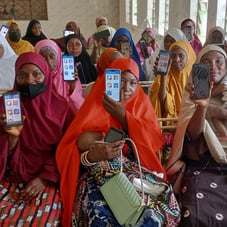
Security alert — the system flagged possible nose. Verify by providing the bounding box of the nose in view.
[24,74,35,84]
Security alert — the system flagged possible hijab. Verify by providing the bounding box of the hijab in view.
[0,33,17,96]
[22,20,47,46]
[34,39,84,113]
[204,26,225,45]
[56,57,164,227]
[109,27,145,81]
[65,34,97,84]
[96,16,108,26]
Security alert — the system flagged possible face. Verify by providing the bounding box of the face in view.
[121,71,138,100]
[164,35,176,50]
[181,20,194,33]
[210,30,224,44]
[171,46,188,71]
[32,23,42,36]
[16,64,45,85]
[0,45,4,58]
[66,22,78,33]
[66,37,82,57]
[40,47,58,71]
[97,19,107,28]
[200,50,226,84]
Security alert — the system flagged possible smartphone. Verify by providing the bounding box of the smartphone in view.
[94,29,110,41]
[142,31,154,44]
[63,30,74,37]
[62,55,75,81]
[105,68,121,102]
[140,40,149,58]
[192,62,210,99]
[3,91,23,127]
[182,26,192,41]
[156,50,171,75]
[0,25,9,37]
[120,40,130,57]
[104,126,125,143]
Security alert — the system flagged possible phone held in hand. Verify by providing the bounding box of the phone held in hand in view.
[62,55,75,81]
[3,91,23,127]
[94,29,111,41]
[63,30,74,37]
[0,25,9,37]
[104,126,125,143]
[182,25,192,41]
[120,40,130,57]
[156,50,171,75]
[105,68,121,102]
[140,40,149,58]
[142,31,154,44]
[192,62,210,99]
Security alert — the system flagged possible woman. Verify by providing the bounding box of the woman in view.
[65,33,97,84]
[166,45,227,226]
[56,57,180,227]
[181,18,203,55]
[109,28,145,81]
[150,40,196,121]
[22,19,48,46]
[0,33,17,96]
[35,39,84,113]
[0,52,74,225]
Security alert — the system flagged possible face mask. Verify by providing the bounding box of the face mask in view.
[8,31,21,42]
[18,81,46,99]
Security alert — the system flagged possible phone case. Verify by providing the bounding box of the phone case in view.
[156,50,171,75]
[192,63,210,99]
[104,126,125,143]
[142,31,154,44]
[140,40,149,58]
[62,55,75,81]
[3,91,23,127]
[94,29,111,41]
[121,41,130,57]
[0,25,9,37]
[105,69,121,102]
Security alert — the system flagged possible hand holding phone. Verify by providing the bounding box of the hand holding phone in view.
[182,26,193,41]
[105,69,121,102]
[192,62,210,99]
[104,126,125,143]
[94,29,111,41]
[140,40,149,58]
[0,25,9,37]
[156,50,171,75]
[62,55,75,81]
[120,41,130,57]
[3,91,23,127]
[63,30,74,37]
[142,31,154,44]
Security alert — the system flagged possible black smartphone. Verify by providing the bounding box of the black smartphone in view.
[140,40,149,58]
[156,50,171,75]
[142,31,154,44]
[104,126,125,143]
[105,68,121,101]
[120,40,130,57]
[94,29,110,41]
[0,25,9,37]
[3,91,23,127]
[192,62,210,99]
[62,54,75,81]
[182,25,192,41]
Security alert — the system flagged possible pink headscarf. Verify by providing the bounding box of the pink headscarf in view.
[96,16,108,27]
[35,39,84,113]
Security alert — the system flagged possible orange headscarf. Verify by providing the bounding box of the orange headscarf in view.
[56,57,164,227]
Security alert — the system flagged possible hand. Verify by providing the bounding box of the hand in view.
[20,177,48,203]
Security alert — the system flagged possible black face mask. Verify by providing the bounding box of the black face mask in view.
[8,31,21,42]
[18,81,46,99]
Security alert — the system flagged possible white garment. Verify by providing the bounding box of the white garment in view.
[0,33,17,96]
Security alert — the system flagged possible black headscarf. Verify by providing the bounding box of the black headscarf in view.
[65,34,97,84]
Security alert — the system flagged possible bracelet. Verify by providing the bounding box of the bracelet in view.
[80,150,96,166]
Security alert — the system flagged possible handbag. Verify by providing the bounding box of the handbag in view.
[100,138,145,226]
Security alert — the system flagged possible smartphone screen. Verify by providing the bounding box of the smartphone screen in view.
[94,29,110,41]
[192,62,210,99]
[62,55,75,81]
[63,30,74,37]
[156,50,171,75]
[104,126,125,143]
[140,40,149,58]
[142,31,154,44]
[120,41,130,57]
[105,69,121,102]
[3,91,23,127]
[0,25,9,37]
[182,26,192,41]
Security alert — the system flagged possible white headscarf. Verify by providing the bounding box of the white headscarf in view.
[0,33,17,96]
[165,27,188,43]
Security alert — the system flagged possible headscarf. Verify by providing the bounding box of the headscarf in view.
[22,20,47,46]
[167,45,227,174]
[0,52,74,184]
[181,19,203,55]
[96,16,108,26]
[65,34,97,84]
[150,40,196,120]
[0,33,17,96]
[136,27,160,64]
[204,26,225,45]
[56,57,165,227]
[165,27,188,43]
[34,39,84,113]
[109,27,145,81]
[6,20,34,55]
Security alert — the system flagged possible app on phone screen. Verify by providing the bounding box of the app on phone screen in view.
[62,55,75,81]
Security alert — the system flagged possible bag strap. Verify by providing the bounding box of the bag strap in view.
[120,138,145,204]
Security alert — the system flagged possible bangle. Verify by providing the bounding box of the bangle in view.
[80,150,96,166]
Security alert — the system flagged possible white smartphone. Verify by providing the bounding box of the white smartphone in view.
[105,69,121,102]
[63,30,74,37]
[3,91,23,127]
[0,25,9,37]
[120,40,130,57]
[156,50,171,75]
[62,55,75,81]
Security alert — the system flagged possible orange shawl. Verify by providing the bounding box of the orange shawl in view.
[56,57,164,227]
